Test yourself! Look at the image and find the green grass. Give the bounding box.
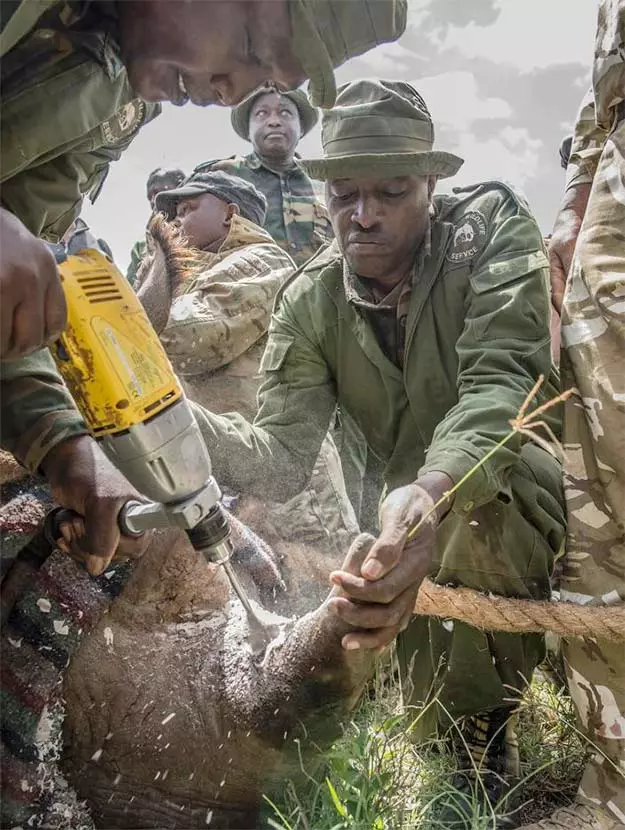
[262,652,588,830]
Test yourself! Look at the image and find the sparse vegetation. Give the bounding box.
[262,650,587,830]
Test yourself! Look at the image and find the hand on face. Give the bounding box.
[328,474,452,652]
[0,208,66,360]
[41,435,151,576]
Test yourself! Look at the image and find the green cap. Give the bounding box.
[155,171,267,226]
[231,87,318,141]
[300,80,464,181]
[289,0,408,109]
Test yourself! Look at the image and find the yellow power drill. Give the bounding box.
[48,246,271,651]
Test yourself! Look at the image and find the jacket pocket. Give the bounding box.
[468,250,548,295]
[259,332,294,373]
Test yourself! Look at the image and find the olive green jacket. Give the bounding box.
[0,1,160,470]
[191,182,562,517]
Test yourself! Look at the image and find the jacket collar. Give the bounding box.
[176,215,274,292]
[247,151,302,175]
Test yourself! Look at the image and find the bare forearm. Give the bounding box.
[555,181,592,230]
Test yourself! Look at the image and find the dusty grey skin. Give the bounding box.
[61,512,376,829]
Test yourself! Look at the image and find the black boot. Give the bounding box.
[435,708,520,828]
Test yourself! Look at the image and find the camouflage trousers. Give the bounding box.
[397,444,565,738]
[559,114,625,820]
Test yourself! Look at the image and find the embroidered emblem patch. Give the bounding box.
[447,211,487,264]
[102,100,145,145]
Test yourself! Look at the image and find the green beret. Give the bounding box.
[155,171,267,226]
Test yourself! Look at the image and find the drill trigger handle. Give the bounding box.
[44,502,144,548]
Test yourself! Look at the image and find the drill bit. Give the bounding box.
[221,559,279,656]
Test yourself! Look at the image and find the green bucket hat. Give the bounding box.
[300,80,464,181]
[289,0,408,109]
[231,87,318,142]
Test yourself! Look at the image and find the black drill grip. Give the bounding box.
[44,503,144,548]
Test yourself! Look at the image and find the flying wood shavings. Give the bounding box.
[53,620,69,636]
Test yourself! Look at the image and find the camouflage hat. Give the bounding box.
[289,0,408,109]
[300,80,464,181]
[155,171,267,226]
[231,86,318,141]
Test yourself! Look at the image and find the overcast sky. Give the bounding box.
[83,0,598,272]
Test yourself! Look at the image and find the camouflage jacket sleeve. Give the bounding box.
[0,350,88,471]
[565,88,609,191]
[189,274,338,502]
[126,239,147,287]
[419,185,556,513]
[161,243,295,377]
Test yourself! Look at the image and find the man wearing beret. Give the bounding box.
[198,87,333,268]
[189,80,566,824]
[0,0,406,576]
[137,170,358,572]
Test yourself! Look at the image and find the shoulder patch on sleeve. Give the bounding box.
[101,100,144,145]
[446,210,488,264]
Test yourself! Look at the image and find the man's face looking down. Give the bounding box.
[326,174,436,290]
[119,0,306,107]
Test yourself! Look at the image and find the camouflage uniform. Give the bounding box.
[556,0,625,820]
[158,213,359,559]
[126,238,147,287]
[190,180,566,730]
[0,2,160,470]
[196,154,333,266]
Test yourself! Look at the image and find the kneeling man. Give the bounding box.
[190,81,566,819]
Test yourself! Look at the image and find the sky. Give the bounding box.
[83,0,598,272]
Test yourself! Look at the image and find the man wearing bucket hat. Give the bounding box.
[197,87,332,268]
[133,169,358,585]
[0,0,406,576]
[187,80,566,822]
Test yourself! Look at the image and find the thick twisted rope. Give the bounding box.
[413,579,625,641]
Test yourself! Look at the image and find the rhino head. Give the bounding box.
[56,516,376,829]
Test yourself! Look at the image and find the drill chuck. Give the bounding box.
[187,504,233,566]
